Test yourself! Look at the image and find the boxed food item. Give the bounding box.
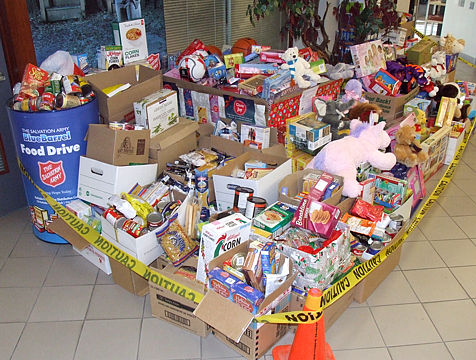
[86,124,150,166]
[112,19,148,64]
[252,202,296,238]
[291,199,341,239]
[88,65,163,123]
[196,213,252,284]
[133,89,179,137]
[97,45,123,70]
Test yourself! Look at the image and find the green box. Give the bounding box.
[406,39,435,65]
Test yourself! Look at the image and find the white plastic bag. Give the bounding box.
[39,50,75,75]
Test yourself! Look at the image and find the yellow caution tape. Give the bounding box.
[458,57,476,69]
[16,119,474,324]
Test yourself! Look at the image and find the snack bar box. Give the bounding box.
[193,240,297,343]
[77,156,157,208]
[213,152,292,211]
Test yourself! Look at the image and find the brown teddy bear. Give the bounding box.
[394,125,429,167]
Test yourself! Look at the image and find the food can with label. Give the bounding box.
[244,196,267,219]
[231,252,247,271]
[120,219,148,238]
[233,186,254,214]
[367,241,384,255]
[351,243,367,257]
[147,212,164,230]
[39,92,55,111]
[56,93,81,109]
[104,207,125,227]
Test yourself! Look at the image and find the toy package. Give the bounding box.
[349,40,386,77]
[288,116,332,155]
[435,97,457,127]
[370,69,401,96]
[368,172,408,209]
[240,124,270,149]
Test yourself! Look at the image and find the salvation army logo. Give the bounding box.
[234,100,247,116]
[38,160,66,188]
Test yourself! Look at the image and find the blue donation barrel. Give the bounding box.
[7,98,99,244]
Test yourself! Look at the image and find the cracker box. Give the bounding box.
[291,199,341,239]
[133,89,179,137]
[196,213,252,284]
[252,202,296,238]
[112,19,148,64]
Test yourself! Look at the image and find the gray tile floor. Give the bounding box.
[1,62,476,359]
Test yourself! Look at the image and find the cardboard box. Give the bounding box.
[446,69,456,83]
[87,65,162,124]
[148,257,210,337]
[112,19,148,64]
[399,20,415,38]
[212,293,291,360]
[148,117,199,175]
[278,169,343,207]
[194,240,297,342]
[100,216,164,265]
[86,124,150,166]
[213,152,292,211]
[77,156,157,208]
[353,225,406,303]
[406,39,436,65]
[48,217,112,275]
[133,89,179,137]
[364,86,419,122]
[110,258,149,296]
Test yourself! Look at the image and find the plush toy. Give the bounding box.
[306,120,396,197]
[394,125,429,168]
[428,52,447,83]
[341,79,368,104]
[348,103,382,123]
[280,47,320,88]
[440,34,465,54]
[325,63,355,80]
[414,108,431,140]
[314,99,355,140]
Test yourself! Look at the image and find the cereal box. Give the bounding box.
[112,19,148,64]
[196,213,252,284]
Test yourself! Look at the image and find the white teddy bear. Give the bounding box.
[428,51,446,83]
[280,47,320,88]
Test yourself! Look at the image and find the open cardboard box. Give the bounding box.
[148,117,199,175]
[148,256,210,337]
[77,156,157,208]
[86,124,150,166]
[213,152,292,211]
[48,218,111,274]
[364,86,419,123]
[193,240,297,342]
[278,169,344,207]
[87,65,163,124]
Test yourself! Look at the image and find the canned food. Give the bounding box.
[147,212,164,230]
[39,92,55,111]
[232,186,254,214]
[351,243,367,257]
[389,214,404,230]
[245,196,267,219]
[55,93,81,109]
[80,83,95,98]
[120,219,148,238]
[29,97,39,112]
[367,241,384,255]
[231,252,247,271]
[385,227,398,239]
[104,207,125,227]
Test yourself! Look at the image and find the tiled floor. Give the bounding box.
[1,65,476,360]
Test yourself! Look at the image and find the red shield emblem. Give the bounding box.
[38,161,66,188]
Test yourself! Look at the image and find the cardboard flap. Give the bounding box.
[193,290,254,342]
[47,218,90,250]
[149,118,199,150]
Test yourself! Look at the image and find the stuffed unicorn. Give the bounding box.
[307,120,396,197]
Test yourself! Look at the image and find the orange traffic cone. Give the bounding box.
[272,288,335,360]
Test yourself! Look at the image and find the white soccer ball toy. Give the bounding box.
[179,55,206,82]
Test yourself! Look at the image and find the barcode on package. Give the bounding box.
[165,310,190,326]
